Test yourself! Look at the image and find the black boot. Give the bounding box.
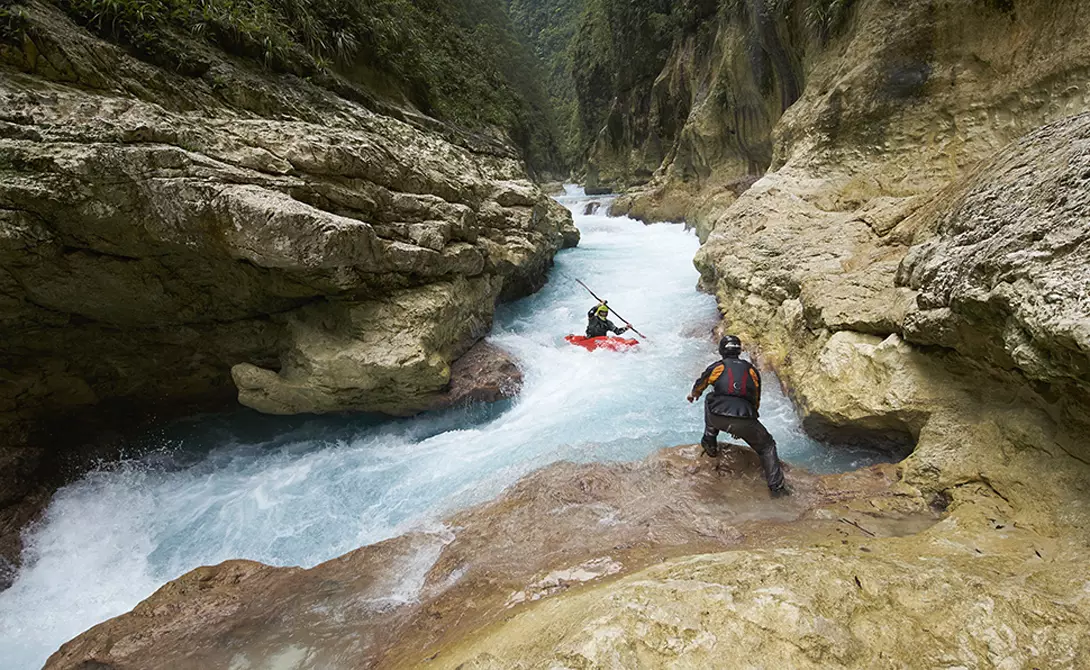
[701,436,720,458]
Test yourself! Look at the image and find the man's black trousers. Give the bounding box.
[703,406,786,492]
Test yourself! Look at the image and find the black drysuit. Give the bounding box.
[690,356,785,492]
[586,308,628,338]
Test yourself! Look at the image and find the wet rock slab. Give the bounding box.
[423,341,522,412]
[45,446,928,669]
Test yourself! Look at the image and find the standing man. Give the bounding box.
[687,335,787,496]
[586,301,630,338]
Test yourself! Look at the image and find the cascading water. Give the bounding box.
[0,186,892,669]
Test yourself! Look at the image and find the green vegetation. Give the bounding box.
[506,0,583,169]
[510,0,694,168]
[0,0,30,37]
[3,0,562,172]
[511,0,857,172]
[569,0,674,146]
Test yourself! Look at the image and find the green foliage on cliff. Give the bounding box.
[13,0,562,172]
[570,0,669,124]
[528,0,858,174]
[0,0,30,36]
[511,0,684,170]
[507,0,583,170]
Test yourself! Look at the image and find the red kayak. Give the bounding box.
[565,335,639,351]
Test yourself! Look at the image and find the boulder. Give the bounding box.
[898,112,1090,393]
[424,341,522,412]
[231,277,502,415]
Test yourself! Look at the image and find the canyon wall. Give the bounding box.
[18,0,1090,666]
[0,0,576,581]
[439,0,1090,665]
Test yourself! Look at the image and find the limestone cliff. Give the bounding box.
[415,0,1090,665]
[604,1,1090,234]
[690,0,1090,442]
[0,0,576,578]
[17,0,1090,666]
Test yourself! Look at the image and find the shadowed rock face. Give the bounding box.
[0,0,577,578]
[43,445,932,669]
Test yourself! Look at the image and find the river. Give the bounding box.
[0,186,891,669]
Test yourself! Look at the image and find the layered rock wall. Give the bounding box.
[691,0,1090,442]
[679,0,1090,538]
[0,0,576,572]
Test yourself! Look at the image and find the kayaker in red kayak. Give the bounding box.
[586,301,631,338]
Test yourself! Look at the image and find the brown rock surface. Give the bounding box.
[424,340,523,412]
[433,508,1090,669]
[44,445,930,669]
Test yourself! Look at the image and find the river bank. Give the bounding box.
[0,189,892,668]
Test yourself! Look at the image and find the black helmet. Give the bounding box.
[719,335,742,358]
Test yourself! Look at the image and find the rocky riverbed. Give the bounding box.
[44,445,939,669]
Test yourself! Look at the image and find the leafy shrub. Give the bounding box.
[0,0,31,43]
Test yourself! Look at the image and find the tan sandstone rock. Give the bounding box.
[898,112,1090,394]
[231,277,502,415]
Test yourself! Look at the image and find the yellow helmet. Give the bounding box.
[594,304,609,318]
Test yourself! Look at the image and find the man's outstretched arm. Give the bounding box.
[687,362,724,402]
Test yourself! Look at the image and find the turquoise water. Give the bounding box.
[0,186,891,669]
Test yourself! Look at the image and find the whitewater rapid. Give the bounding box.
[0,186,890,669]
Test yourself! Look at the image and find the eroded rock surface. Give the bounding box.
[45,445,929,669]
[0,0,577,564]
[435,512,1090,669]
[898,113,1090,393]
